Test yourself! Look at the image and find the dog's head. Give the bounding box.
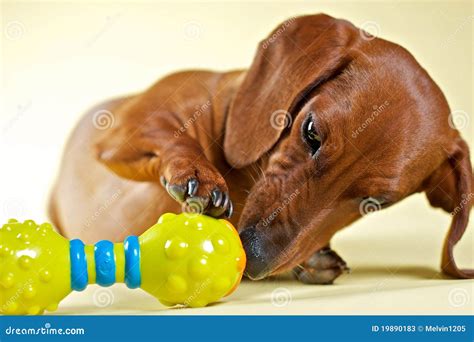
[224,14,472,280]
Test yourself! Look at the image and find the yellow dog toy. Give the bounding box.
[0,213,246,315]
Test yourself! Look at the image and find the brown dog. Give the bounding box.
[50,14,472,284]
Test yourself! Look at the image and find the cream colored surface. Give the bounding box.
[1,1,473,315]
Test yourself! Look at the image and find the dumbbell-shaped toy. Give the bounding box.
[0,213,246,315]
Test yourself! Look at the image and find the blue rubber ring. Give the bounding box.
[124,236,141,289]
[70,239,88,291]
[94,240,116,287]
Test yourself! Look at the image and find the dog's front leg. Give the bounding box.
[158,139,233,218]
[96,114,233,218]
[292,246,349,284]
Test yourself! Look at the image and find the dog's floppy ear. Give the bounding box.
[424,137,473,278]
[223,14,357,168]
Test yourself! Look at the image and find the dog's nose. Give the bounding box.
[239,227,270,280]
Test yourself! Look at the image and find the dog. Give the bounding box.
[50,14,473,284]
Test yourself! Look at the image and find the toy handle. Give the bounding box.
[70,236,141,291]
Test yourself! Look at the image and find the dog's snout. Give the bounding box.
[239,227,271,280]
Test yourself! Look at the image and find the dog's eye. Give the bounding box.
[302,114,321,155]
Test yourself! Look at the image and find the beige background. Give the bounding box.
[1,0,473,315]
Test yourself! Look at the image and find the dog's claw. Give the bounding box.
[293,247,348,285]
[211,189,223,207]
[160,176,168,188]
[225,200,234,218]
[161,163,231,218]
[187,178,199,196]
[208,190,233,218]
[221,192,229,209]
[167,184,186,202]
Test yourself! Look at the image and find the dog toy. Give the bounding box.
[0,213,246,315]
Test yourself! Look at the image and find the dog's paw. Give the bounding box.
[292,247,349,284]
[160,158,233,218]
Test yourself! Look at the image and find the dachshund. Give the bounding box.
[50,14,473,284]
